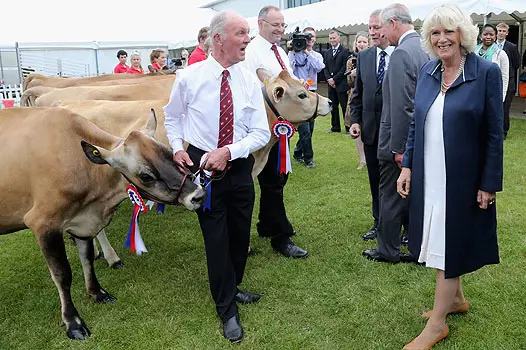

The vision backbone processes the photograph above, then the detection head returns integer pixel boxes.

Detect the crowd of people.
[110,3,512,348]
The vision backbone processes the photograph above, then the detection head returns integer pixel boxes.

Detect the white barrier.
[0,84,23,108]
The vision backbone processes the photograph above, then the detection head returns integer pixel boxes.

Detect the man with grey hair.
[349,9,394,242]
[363,3,428,263]
[245,5,309,259]
[164,11,270,343]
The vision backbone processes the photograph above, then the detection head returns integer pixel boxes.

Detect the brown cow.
[0,107,205,339]
[23,72,159,90]
[21,77,174,107]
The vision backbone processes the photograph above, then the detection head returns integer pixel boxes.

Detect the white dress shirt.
[244,34,294,77]
[163,56,270,161]
[376,46,395,71]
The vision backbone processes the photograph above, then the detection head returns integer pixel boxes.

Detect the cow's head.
[81,110,205,210]
[257,69,332,126]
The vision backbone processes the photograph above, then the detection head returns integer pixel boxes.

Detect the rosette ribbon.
[125,184,148,255]
[272,119,295,174]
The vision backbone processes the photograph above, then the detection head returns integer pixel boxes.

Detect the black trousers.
[294,120,315,162]
[188,145,255,322]
[328,86,349,132]
[257,142,294,238]
[363,137,380,228]
[503,90,513,136]
[377,160,409,261]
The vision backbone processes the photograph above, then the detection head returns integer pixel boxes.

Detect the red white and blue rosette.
[125,185,148,255]
[272,120,295,174]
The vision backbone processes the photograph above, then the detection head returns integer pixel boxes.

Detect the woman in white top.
[475,24,509,101]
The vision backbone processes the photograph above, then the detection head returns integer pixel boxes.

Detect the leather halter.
[261,85,320,122]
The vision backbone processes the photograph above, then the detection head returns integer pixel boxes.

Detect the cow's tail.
[20,86,53,107]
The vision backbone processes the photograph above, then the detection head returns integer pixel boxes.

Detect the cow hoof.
[95,289,117,303]
[66,324,91,340]
[110,261,124,269]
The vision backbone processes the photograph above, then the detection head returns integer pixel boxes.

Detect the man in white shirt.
[244,5,308,259]
[164,11,270,344]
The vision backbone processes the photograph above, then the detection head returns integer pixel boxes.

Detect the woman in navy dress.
[397,4,503,349]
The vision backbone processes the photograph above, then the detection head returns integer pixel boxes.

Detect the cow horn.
[145,108,157,139]
[256,68,272,85]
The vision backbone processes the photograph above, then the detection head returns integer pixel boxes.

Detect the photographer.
[288,27,325,168]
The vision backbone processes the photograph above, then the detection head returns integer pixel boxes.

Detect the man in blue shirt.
[289,27,325,168]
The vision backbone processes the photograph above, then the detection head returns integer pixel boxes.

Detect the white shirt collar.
[398,29,416,45]
[207,55,232,80]
[376,46,394,56]
[332,44,340,50]
[497,39,506,46]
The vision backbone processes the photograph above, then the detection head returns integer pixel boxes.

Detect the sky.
[1,0,215,45]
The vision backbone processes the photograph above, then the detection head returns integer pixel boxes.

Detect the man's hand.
[397,168,412,198]
[204,147,231,172]
[477,190,496,209]
[350,123,361,139]
[394,153,404,168]
[174,150,193,167]
[327,78,335,88]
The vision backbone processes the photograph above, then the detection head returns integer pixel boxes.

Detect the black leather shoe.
[223,314,243,343]
[400,253,424,265]
[293,154,304,163]
[235,290,261,304]
[362,249,399,263]
[362,227,378,240]
[401,230,409,246]
[271,238,309,258]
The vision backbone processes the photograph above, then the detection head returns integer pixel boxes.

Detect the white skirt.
[418,93,446,270]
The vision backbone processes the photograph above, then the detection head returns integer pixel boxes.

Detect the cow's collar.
[261,86,319,123]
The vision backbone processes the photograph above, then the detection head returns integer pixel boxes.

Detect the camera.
[290,26,313,52]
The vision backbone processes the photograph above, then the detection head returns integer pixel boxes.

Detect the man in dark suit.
[363,3,428,263]
[324,30,351,133]
[349,9,394,241]
[496,23,521,139]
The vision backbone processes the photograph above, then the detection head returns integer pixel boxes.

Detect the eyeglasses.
[261,19,288,29]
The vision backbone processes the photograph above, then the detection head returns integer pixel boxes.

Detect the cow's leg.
[75,238,117,303]
[37,231,91,340]
[96,229,123,269]
[92,239,102,260]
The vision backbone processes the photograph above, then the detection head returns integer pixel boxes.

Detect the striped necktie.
[271,44,287,70]
[217,70,234,148]
[377,50,387,86]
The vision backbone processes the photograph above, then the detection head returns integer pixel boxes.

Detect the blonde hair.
[420,3,479,58]
[353,31,370,52]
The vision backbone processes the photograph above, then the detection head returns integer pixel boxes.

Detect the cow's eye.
[139,173,155,182]
[298,92,308,99]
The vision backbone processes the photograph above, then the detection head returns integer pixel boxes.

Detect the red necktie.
[271,44,287,70]
[217,70,234,148]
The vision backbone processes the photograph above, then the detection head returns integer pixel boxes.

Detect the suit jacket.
[349,46,383,145]
[502,40,521,93]
[323,45,351,92]
[377,32,429,161]
[402,54,502,278]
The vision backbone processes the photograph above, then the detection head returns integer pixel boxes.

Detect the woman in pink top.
[148,49,167,73]
[126,52,144,74]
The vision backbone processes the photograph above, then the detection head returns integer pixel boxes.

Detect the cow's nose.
[328,99,333,108]
[192,187,206,204]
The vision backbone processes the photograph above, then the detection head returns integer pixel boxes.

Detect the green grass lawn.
[0,117,525,349]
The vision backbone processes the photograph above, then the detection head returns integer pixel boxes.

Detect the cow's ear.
[145,108,157,138]
[272,86,285,103]
[257,68,272,85]
[81,140,109,165]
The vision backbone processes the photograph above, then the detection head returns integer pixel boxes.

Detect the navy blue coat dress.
[402,53,503,278]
